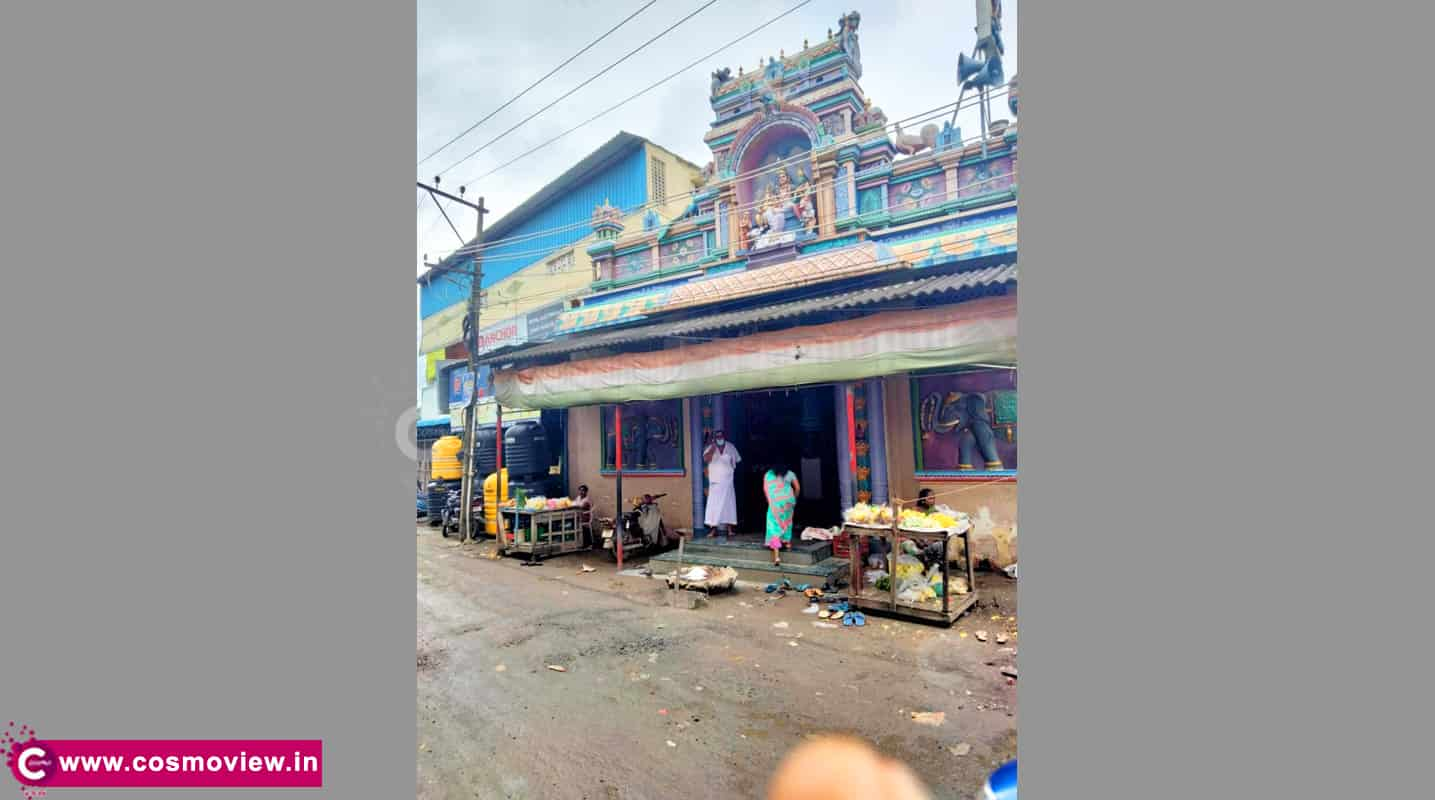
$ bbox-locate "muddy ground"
[417,527,1016,799]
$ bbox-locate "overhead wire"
[433,166,1013,278]
[417,0,659,169]
[447,219,1017,314]
[450,0,819,188]
[426,90,1009,264]
[433,0,722,180]
[425,120,1015,274]
[424,91,1003,262]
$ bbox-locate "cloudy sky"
[415,0,1018,271]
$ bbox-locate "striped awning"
[492,263,1016,363]
[493,294,1016,409]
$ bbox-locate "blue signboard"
[446,365,492,408]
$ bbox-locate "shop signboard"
[449,367,475,408]
[446,364,492,409]
[475,316,528,356]
[524,301,565,344]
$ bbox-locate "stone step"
[679,538,832,566]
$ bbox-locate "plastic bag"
[864,569,889,585]
[893,554,924,582]
[896,575,936,604]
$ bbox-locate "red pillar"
[614,405,624,570]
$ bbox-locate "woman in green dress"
[763,468,801,567]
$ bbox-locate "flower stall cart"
[845,505,978,625]
[503,500,587,560]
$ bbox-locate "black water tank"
[473,424,499,477]
[503,420,553,479]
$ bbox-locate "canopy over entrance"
[493,295,1016,409]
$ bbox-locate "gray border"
[2,1,1427,797]
[1026,1,1425,797]
[0,1,414,797]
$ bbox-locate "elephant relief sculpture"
[921,391,1005,471]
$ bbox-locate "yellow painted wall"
[644,143,704,220]
[567,404,696,533]
[420,145,702,353]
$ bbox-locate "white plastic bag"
[896,575,932,604]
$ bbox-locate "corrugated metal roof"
[490,263,1016,363]
[663,243,901,311]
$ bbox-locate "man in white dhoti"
[703,429,741,541]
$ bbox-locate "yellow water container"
[430,435,463,481]
[483,468,510,536]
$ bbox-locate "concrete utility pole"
[417,180,488,544]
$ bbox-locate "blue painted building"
[416,131,702,426]
[419,132,699,317]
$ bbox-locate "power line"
[428,91,1003,262]
[441,220,1017,310]
[453,0,816,187]
[431,153,1013,272]
[416,0,658,169]
[430,92,1007,262]
[433,0,721,181]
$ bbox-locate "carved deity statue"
[837,11,862,71]
[799,191,817,234]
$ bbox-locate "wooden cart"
[504,507,588,559]
[845,521,978,625]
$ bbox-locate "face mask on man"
[715,437,725,446]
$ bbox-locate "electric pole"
[418,179,488,544]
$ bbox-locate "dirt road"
[417,529,1016,799]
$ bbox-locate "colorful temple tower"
[696,11,897,259]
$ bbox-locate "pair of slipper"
[764,578,794,593]
[818,601,851,620]
[842,611,867,627]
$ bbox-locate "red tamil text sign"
[7,739,323,789]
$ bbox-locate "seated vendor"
[573,484,593,529]
[915,488,937,513]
